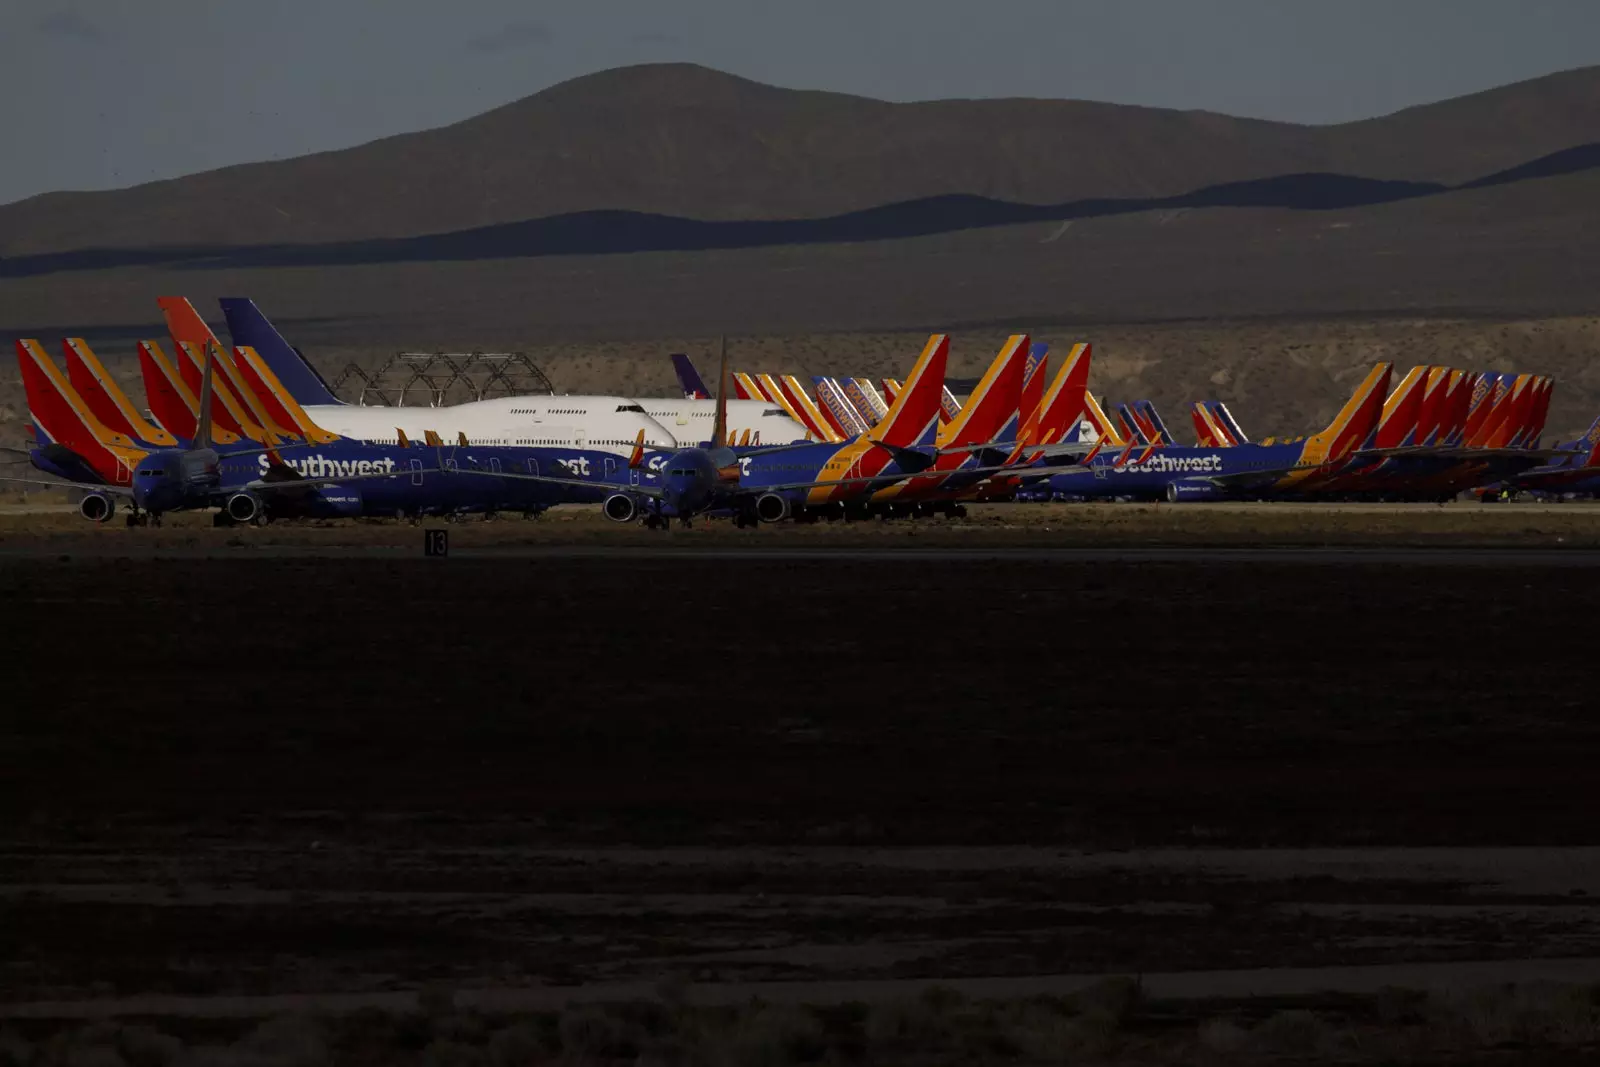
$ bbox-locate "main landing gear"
[124,509,161,528]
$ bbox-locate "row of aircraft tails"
[5,297,1598,529]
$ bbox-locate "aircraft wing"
[0,475,134,496]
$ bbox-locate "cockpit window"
[616,404,646,413]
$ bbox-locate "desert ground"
[4,512,1600,1063]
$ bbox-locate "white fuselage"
[301,396,680,455]
[639,399,812,446]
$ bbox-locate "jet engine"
[225,491,265,524]
[1165,481,1224,503]
[78,491,116,523]
[602,493,639,523]
[754,492,791,523]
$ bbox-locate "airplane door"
[604,457,617,479]
[526,459,539,475]
[489,457,502,473]
[630,465,641,486]
[114,457,132,485]
[410,458,424,485]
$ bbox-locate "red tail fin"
[137,340,239,445]
[1192,403,1224,447]
[1030,343,1093,448]
[872,335,950,448]
[62,338,179,447]
[939,334,1029,447]
[233,346,340,443]
[1303,363,1393,464]
[15,340,144,483]
[1373,365,1430,449]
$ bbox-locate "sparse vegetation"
[9,982,1600,1065]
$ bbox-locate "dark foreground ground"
[4,553,1600,1063]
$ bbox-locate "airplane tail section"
[1523,377,1554,447]
[218,297,344,407]
[1209,401,1248,445]
[940,385,962,425]
[62,338,179,448]
[15,339,144,484]
[1028,343,1092,448]
[1482,374,1540,449]
[1436,370,1475,446]
[776,375,843,443]
[813,376,870,437]
[1463,372,1509,445]
[731,372,762,401]
[1410,366,1452,446]
[1192,403,1227,447]
[137,340,240,446]
[848,378,889,423]
[1012,347,1048,448]
[1302,363,1393,465]
[1132,400,1172,447]
[881,379,902,405]
[871,334,950,449]
[1373,365,1430,449]
[175,341,264,442]
[234,346,342,444]
[938,334,1029,448]
[1083,392,1125,447]
[670,353,711,399]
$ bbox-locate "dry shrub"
[486,1021,556,1067]
[0,1030,31,1067]
[419,1039,487,1067]
[1071,975,1143,1023]
[865,996,948,1048]
[1196,1017,1250,1055]
[557,1004,638,1060]
[117,1025,185,1067]
[704,1003,825,1067]
[996,1000,1078,1061]
[1434,981,1600,1049]
[1253,1009,1334,1057]
[230,1014,329,1067]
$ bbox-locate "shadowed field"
[4,547,1600,1059]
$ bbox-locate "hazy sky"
[4,0,1598,205]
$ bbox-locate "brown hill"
[3,63,1599,257]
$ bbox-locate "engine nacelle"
[78,491,116,523]
[754,492,791,523]
[225,491,263,523]
[602,493,639,523]
[1165,480,1224,503]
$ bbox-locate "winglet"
[628,429,646,469]
[458,431,469,447]
[397,428,411,448]
[424,429,442,447]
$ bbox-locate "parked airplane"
[1040,363,1396,501]
[215,298,805,452]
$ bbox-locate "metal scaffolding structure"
[329,352,554,407]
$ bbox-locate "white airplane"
[637,398,810,448]
[159,297,681,457]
